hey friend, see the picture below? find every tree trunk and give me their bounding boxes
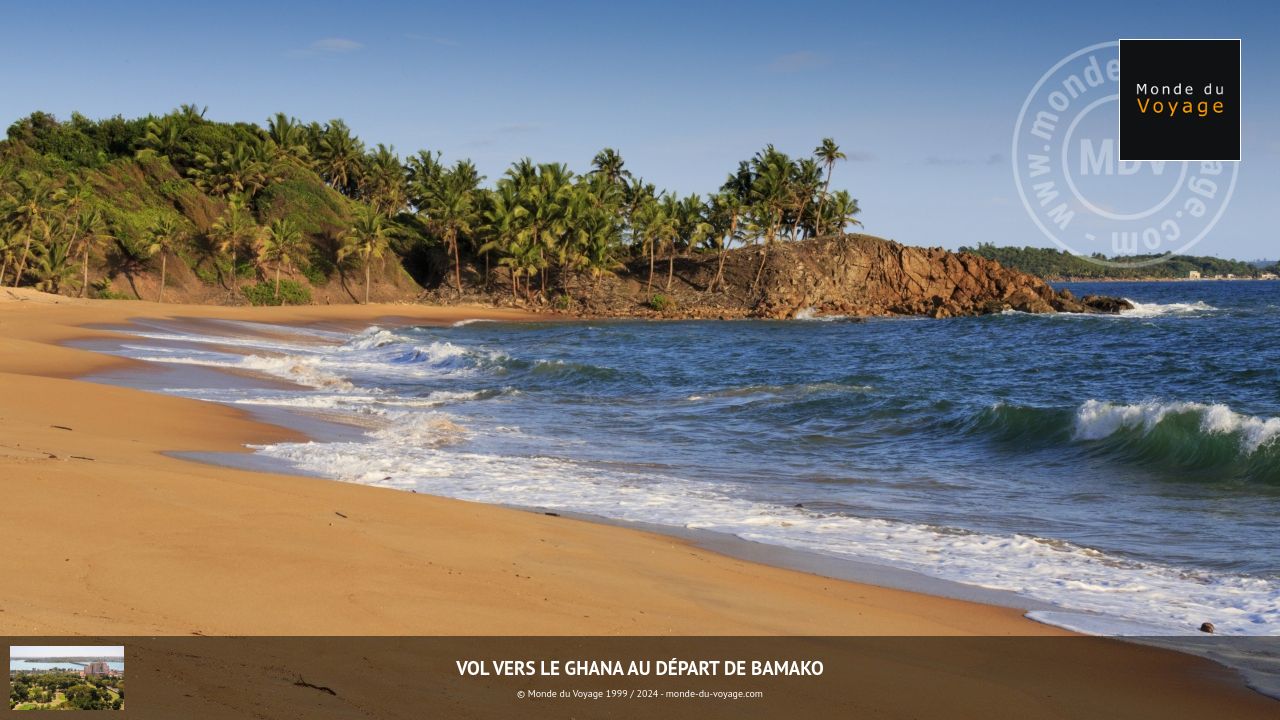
[816,163,834,235]
[274,263,281,301]
[13,235,32,287]
[364,262,371,304]
[647,240,655,292]
[711,212,737,293]
[450,231,462,291]
[666,252,674,291]
[753,243,769,289]
[510,269,518,303]
[160,254,168,303]
[80,248,90,298]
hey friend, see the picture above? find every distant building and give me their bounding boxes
[1188,270,1201,279]
[1261,272,1278,280]
[82,661,113,677]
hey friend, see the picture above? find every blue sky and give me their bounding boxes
[2,0,1276,259]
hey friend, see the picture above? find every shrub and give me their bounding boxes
[647,293,675,312]
[242,279,312,306]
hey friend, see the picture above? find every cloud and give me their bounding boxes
[846,151,875,162]
[768,51,828,74]
[291,37,363,57]
[924,153,1004,166]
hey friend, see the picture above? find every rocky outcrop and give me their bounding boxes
[744,235,1130,319]
[427,232,1132,320]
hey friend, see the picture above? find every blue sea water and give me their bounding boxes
[103,280,1280,636]
[9,660,124,672]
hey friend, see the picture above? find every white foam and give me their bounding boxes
[1074,400,1280,453]
[252,416,1280,637]
[794,307,850,321]
[1119,299,1218,318]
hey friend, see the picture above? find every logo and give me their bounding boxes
[1012,42,1238,267]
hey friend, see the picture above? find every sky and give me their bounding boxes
[1,0,1276,259]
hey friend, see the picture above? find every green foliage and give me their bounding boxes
[242,278,311,305]
[960,243,1262,279]
[1,108,868,306]
[648,293,675,312]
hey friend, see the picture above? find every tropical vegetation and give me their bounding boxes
[960,243,1266,280]
[0,108,863,305]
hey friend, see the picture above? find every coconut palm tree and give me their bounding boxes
[6,172,57,287]
[362,144,407,216]
[422,161,482,291]
[74,207,109,297]
[813,138,847,230]
[478,184,526,297]
[339,207,392,304]
[136,116,185,160]
[708,190,745,293]
[590,148,630,186]
[788,158,823,241]
[31,239,76,294]
[189,142,276,200]
[265,113,310,165]
[256,218,305,301]
[146,216,184,303]
[816,190,862,236]
[210,198,258,293]
[317,120,365,195]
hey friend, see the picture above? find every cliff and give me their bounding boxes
[467,233,1128,319]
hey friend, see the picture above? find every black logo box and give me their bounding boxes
[1119,39,1241,162]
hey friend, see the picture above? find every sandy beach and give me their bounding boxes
[1,288,1275,718]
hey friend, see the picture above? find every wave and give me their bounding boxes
[969,400,1280,482]
[687,382,874,403]
[794,307,852,322]
[251,424,1280,636]
[1119,299,1218,318]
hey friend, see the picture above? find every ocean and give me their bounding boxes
[97,280,1280,637]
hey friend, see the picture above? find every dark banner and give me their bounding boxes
[5,636,1279,718]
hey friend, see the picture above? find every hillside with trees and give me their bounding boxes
[959,243,1264,280]
[0,108,864,310]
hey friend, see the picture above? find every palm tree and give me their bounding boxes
[788,158,823,241]
[136,117,185,160]
[74,207,109,297]
[816,190,862,236]
[146,216,184,302]
[813,138,846,231]
[748,146,793,287]
[478,184,526,298]
[590,148,630,186]
[339,207,392,304]
[708,190,744,293]
[317,120,365,195]
[258,218,305,300]
[32,240,76,294]
[362,144,406,216]
[7,173,57,287]
[265,112,310,165]
[210,199,258,293]
[423,161,482,291]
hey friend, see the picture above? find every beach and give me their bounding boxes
[1,288,1276,718]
